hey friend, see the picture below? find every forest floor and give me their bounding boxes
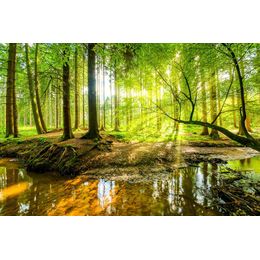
[0,129,259,176]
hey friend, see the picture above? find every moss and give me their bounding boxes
[0,138,80,176]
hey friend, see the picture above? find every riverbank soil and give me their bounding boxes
[0,131,258,175]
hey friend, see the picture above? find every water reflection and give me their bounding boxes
[228,157,260,176]
[2,156,258,216]
[0,158,231,216]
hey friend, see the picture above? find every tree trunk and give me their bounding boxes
[237,75,244,135]
[216,73,223,126]
[109,70,113,128]
[62,47,74,140]
[209,69,220,139]
[155,74,162,131]
[223,44,253,140]
[82,52,86,128]
[82,43,100,139]
[12,44,18,137]
[241,61,253,133]
[96,59,101,128]
[114,70,120,131]
[101,59,106,130]
[55,80,59,129]
[74,47,79,129]
[5,43,16,137]
[49,83,52,127]
[231,66,237,128]
[35,43,47,132]
[25,44,44,134]
[200,79,209,135]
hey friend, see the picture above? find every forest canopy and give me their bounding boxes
[0,43,259,150]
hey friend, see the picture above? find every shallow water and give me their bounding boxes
[0,157,259,216]
[228,157,260,179]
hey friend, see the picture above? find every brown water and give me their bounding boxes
[0,157,259,216]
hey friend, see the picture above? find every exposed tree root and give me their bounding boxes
[26,144,79,175]
[0,139,80,176]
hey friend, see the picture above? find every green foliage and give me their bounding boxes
[0,43,259,144]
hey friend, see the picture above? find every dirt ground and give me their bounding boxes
[1,130,259,176]
[29,130,260,175]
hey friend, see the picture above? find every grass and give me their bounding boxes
[1,124,259,144]
[0,127,38,142]
[106,124,215,143]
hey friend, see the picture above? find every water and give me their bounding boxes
[0,157,259,216]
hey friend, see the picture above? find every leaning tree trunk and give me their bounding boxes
[241,61,253,133]
[34,43,47,133]
[82,43,100,139]
[62,48,74,140]
[223,44,254,141]
[230,67,238,128]
[5,43,16,137]
[237,73,244,135]
[25,43,44,134]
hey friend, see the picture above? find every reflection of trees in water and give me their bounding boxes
[27,178,53,215]
[181,167,198,215]
[0,167,7,189]
[1,163,222,216]
[1,169,19,215]
[202,162,209,207]
[246,158,251,165]
[47,179,104,216]
[210,163,218,188]
[240,158,251,166]
[105,166,209,216]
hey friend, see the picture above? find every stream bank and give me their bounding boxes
[0,137,258,176]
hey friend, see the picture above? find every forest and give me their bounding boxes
[0,43,259,216]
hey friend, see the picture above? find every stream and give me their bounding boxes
[0,157,259,216]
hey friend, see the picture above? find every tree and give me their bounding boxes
[209,69,220,139]
[82,43,100,139]
[6,43,18,137]
[25,43,45,134]
[159,43,260,151]
[62,45,74,140]
[34,44,47,132]
[200,69,209,135]
[114,70,120,131]
[74,47,79,129]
